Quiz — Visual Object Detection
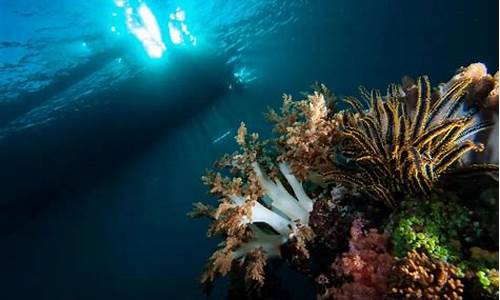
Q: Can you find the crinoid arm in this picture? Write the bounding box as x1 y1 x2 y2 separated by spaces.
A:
326 70 497 207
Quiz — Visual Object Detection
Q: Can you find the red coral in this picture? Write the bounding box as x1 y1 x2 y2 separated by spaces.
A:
319 218 395 300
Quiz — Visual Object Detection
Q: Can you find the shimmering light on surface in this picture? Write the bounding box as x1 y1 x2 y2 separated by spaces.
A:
123 2 166 58
174 9 185 22
168 22 183 45
138 4 162 44
0 0 305 102
111 3 199 58
114 0 125 8
167 7 197 46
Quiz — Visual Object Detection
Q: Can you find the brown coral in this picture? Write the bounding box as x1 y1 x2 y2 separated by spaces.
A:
244 247 268 289
452 63 499 112
389 250 464 300
267 86 340 181
281 222 316 273
470 246 499 263
192 123 315 292
449 63 499 164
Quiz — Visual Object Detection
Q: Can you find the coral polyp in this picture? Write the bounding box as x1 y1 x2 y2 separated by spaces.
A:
191 63 499 299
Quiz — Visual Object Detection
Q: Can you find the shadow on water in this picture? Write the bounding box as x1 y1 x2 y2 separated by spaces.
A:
0 49 233 233
0 43 125 127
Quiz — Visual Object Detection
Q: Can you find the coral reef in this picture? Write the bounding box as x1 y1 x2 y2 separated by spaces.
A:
389 250 464 300
473 268 499 299
318 219 395 300
456 63 499 164
308 186 352 252
458 247 499 299
388 194 481 261
392 215 455 261
453 63 499 112
191 63 499 299
191 123 315 290
266 86 339 181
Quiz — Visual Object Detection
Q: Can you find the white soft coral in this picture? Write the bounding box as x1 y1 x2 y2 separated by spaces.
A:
251 162 312 224
193 123 316 289
197 160 315 288
229 161 314 255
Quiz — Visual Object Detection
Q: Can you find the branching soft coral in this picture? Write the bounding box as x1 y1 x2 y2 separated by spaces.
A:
389 250 464 300
266 86 340 181
318 218 395 300
191 123 315 291
323 71 497 207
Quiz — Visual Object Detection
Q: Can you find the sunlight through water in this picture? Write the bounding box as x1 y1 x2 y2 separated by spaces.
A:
120 1 167 58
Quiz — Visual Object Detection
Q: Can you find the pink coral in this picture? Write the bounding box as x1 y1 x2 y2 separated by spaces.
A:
319 219 395 300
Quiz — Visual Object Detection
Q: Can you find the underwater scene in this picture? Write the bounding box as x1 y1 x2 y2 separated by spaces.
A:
0 0 499 299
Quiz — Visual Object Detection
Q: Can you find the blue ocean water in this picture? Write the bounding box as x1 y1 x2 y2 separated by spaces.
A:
0 0 498 299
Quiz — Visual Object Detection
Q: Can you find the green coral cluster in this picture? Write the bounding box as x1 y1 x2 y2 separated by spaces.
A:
389 194 478 261
462 247 499 298
392 215 456 261
389 193 499 298
476 269 499 297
